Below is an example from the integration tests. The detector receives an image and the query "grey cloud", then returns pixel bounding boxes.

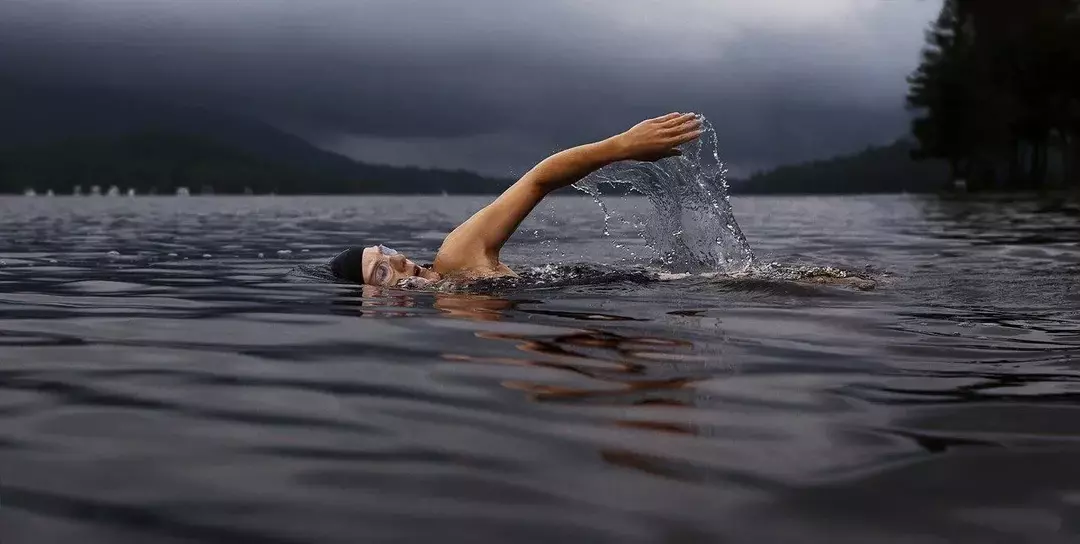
[0,0,940,175]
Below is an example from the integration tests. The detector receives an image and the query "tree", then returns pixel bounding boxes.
[1061,4,1080,186]
[907,0,978,186]
[908,0,1080,190]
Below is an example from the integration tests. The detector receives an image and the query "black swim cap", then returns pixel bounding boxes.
[330,247,366,284]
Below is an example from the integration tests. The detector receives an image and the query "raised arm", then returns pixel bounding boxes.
[433,112,703,275]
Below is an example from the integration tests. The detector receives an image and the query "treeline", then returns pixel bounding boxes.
[0,132,511,195]
[908,0,1080,190]
[736,140,948,194]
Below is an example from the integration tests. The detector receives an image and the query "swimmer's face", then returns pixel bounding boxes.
[361,245,441,287]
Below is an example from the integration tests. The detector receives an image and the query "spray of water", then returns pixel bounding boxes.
[572,116,754,274]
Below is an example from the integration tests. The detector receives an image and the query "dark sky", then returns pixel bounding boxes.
[0,0,939,176]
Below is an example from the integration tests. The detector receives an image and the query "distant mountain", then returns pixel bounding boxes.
[0,84,511,194]
[732,140,950,195]
[0,84,952,196]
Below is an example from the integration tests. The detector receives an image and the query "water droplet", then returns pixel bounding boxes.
[202,254,212,259]
[277,250,292,256]
[258,253,265,258]
[167,253,178,258]
[107,251,120,257]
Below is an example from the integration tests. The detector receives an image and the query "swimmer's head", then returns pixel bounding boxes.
[331,245,441,287]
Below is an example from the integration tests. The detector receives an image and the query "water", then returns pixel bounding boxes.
[574,116,755,274]
[0,194,1079,544]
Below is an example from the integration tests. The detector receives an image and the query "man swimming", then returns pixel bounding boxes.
[331,112,704,287]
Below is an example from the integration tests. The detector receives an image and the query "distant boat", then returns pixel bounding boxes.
[176,187,191,197]
[23,188,36,197]
[126,188,136,197]
[106,185,120,197]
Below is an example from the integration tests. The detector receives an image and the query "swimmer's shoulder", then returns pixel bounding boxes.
[439,262,518,281]
[433,238,515,280]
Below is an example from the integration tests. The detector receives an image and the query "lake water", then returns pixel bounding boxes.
[1,194,1079,544]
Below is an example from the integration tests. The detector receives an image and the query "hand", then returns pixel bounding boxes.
[610,112,704,162]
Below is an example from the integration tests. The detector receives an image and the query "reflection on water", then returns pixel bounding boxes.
[447,328,700,403]
[431,293,718,485]
[0,194,1078,543]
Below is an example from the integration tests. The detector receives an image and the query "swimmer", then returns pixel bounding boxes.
[332,112,704,287]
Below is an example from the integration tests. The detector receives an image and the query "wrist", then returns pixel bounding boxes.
[600,134,630,163]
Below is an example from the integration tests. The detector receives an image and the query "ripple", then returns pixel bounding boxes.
[0,194,1078,543]
[64,280,153,293]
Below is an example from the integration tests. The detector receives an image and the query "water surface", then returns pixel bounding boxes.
[1,194,1079,543]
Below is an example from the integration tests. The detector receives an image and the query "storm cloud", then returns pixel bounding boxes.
[0,0,940,176]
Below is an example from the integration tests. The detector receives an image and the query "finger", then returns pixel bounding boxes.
[670,129,705,146]
[662,112,698,128]
[661,121,703,139]
[652,112,683,123]
[666,149,683,157]
[661,114,696,129]
[670,115,703,130]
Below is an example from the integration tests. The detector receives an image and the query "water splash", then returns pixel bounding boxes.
[573,116,754,274]
[431,264,659,293]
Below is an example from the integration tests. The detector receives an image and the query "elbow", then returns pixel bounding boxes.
[518,175,555,198]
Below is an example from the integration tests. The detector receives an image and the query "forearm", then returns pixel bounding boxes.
[520,137,625,194]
